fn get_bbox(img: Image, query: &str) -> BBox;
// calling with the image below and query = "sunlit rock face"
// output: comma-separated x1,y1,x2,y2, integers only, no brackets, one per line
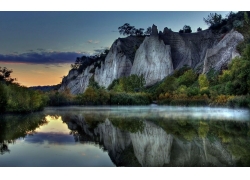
203,30,244,73
130,121,173,167
131,25,174,86
58,65,94,95
95,36,144,88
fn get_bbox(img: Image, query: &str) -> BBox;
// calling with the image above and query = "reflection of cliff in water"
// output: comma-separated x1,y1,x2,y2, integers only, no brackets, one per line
62,111,249,167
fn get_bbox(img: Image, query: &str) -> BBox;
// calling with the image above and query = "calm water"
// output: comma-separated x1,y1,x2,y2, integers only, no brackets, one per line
1,105,250,167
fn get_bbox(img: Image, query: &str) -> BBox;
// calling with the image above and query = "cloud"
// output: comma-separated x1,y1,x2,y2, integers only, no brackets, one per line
24,132,75,144
88,40,100,44
0,51,87,64
93,46,110,54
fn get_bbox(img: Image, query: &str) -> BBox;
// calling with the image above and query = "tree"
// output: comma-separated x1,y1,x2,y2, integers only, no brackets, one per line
0,67,15,84
197,27,202,32
198,74,209,90
203,13,222,27
118,23,135,36
179,29,184,33
183,25,192,33
135,28,144,36
144,27,152,35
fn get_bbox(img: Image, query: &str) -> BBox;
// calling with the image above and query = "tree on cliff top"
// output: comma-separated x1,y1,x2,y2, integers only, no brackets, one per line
118,23,145,36
118,23,136,36
203,13,223,27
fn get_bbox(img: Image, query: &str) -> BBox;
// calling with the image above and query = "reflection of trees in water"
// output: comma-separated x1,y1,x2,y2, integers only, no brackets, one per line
0,113,47,154
0,141,10,155
153,117,250,166
57,110,250,166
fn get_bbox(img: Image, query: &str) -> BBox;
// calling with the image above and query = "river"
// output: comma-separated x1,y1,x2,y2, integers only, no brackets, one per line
0,105,250,167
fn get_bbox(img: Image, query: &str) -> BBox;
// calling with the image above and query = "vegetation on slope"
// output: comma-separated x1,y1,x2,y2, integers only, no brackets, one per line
0,67,48,113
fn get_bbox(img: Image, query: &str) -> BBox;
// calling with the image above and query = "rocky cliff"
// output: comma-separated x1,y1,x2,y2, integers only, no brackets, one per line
94,36,144,88
59,24,244,94
131,25,174,86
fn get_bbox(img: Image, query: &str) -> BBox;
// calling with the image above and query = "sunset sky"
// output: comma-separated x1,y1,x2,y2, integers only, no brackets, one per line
0,2,235,86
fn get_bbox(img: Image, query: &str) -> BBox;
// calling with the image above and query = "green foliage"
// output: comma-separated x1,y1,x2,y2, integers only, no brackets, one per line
0,67,48,113
110,92,151,105
110,117,145,133
227,95,250,108
198,121,209,138
0,113,48,142
218,55,250,95
0,83,8,112
47,89,76,106
4,84,48,113
198,74,209,90
109,74,146,93
177,69,197,87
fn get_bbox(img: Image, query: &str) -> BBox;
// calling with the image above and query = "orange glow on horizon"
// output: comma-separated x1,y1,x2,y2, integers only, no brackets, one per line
0,62,71,87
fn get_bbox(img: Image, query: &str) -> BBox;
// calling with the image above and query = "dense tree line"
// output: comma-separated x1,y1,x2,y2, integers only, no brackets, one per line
0,67,48,113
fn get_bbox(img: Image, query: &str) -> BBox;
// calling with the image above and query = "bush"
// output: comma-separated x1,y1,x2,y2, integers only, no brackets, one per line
227,96,250,108
110,92,151,105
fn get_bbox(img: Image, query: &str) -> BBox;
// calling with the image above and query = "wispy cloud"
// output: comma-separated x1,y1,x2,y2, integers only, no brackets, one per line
93,46,110,54
0,51,87,65
88,40,100,44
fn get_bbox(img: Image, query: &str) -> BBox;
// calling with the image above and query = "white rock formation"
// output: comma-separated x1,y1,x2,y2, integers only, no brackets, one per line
203,30,244,73
94,40,133,88
131,26,174,86
59,65,94,94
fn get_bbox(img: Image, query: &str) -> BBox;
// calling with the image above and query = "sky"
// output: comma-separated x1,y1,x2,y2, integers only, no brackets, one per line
0,2,237,86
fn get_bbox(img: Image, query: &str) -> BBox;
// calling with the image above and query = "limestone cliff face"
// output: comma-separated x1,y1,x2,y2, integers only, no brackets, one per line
203,30,244,73
131,26,174,86
59,24,244,94
59,65,94,94
160,28,221,72
95,36,144,88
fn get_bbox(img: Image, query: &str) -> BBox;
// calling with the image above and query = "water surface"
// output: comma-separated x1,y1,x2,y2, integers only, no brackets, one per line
1,106,250,167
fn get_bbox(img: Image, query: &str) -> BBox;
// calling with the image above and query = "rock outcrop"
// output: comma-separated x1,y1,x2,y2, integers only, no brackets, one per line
203,30,244,73
94,36,145,88
131,25,174,86
59,65,94,94
59,24,244,94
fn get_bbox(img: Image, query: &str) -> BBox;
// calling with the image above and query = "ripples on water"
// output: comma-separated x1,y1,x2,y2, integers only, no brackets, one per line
0,106,250,167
